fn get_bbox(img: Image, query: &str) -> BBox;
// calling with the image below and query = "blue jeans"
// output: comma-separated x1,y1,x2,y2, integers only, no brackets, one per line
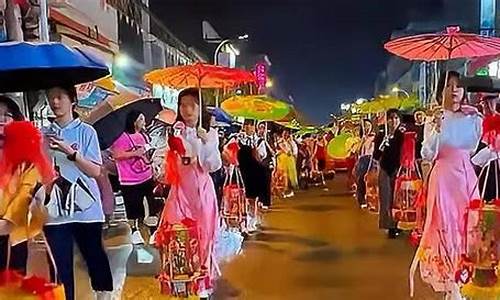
44,222,113,300
354,155,372,206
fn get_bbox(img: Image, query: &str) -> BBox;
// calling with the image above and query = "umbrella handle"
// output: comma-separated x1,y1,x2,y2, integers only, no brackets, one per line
442,69,448,111
198,81,203,128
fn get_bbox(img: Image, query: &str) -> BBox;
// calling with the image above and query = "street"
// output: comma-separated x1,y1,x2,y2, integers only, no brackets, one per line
123,174,440,300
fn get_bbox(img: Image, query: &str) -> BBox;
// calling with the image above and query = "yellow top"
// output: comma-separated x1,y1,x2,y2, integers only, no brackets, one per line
0,164,46,245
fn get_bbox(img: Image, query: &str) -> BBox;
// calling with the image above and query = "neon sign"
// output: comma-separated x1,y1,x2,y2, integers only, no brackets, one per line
255,63,267,92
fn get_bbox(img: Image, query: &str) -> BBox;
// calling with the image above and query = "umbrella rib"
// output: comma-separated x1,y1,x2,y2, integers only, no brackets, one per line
415,36,446,60
480,38,500,51
387,36,440,52
391,36,447,60
415,35,448,60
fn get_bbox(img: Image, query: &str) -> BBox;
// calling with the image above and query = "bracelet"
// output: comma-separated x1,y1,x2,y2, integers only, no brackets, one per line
67,152,77,162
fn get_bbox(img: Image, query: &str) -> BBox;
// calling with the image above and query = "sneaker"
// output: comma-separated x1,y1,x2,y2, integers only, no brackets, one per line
94,291,113,300
136,247,154,264
131,230,145,245
143,216,159,227
360,204,368,209
261,205,269,211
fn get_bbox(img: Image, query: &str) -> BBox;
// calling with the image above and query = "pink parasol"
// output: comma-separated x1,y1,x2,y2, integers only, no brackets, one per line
384,26,500,61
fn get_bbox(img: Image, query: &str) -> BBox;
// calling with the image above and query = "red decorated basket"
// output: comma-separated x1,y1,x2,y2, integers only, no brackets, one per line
154,218,208,297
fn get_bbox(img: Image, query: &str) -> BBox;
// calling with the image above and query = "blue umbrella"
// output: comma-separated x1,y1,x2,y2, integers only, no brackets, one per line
0,42,109,92
207,106,233,124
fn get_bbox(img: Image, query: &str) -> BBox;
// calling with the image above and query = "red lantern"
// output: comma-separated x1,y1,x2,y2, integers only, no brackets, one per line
155,218,207,297
392,132,424,231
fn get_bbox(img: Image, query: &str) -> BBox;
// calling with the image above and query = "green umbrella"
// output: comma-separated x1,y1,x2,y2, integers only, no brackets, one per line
327,133,353,159
221,95,294,121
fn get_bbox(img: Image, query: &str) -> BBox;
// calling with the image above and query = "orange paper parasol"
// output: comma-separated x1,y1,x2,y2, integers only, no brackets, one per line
145,63,256,125
144,62,256,89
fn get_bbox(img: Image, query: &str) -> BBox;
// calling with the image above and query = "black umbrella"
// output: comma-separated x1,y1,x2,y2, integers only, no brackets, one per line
93,98,163,149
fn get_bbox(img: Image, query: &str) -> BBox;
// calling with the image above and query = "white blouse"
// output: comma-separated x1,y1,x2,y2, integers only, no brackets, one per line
421,110,482,161
183,127,222,173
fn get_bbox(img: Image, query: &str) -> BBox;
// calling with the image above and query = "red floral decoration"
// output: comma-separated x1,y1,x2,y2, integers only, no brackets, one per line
482,114,500,148
0,121,54,188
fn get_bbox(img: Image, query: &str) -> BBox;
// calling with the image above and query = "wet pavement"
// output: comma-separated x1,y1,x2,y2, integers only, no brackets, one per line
123,174,440,299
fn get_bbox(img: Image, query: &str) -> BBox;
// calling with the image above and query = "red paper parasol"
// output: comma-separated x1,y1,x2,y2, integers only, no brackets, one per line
384,26,500,61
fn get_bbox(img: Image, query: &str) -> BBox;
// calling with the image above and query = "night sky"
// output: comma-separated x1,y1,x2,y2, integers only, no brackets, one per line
151,0,444,124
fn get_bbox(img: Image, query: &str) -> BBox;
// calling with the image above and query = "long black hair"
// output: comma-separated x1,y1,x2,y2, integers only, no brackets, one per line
125,110,142,134
436,71,462,104
175,88,211,131
0,96,24,121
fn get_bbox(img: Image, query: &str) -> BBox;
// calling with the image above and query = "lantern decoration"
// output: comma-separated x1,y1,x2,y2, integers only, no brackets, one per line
392,132,424,231
221,139,247,231
460,199,500,299
154,218,207,298
272,168,288,199
460,114,500,299
364,160,379,214
221,165,247,231
409,186,427,247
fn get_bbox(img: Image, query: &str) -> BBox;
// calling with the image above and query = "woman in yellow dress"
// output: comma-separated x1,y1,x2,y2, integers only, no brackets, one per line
276,130,298,197
0,95,53,275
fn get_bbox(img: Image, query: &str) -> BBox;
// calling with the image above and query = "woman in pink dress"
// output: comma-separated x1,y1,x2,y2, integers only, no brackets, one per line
159,88,222,299
410,71,482,300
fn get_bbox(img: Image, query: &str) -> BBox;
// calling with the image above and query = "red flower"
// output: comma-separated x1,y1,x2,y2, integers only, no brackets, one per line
0,121,55,189
181,218,197,228
493,198,500,207
409,230,421,247
469,199,484,209
168,136,186,156
0,270,22,286
21,276,51,294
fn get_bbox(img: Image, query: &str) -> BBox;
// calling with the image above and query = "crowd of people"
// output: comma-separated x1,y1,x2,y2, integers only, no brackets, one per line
0,85,340,299
347,71,500,300
0,70,498,300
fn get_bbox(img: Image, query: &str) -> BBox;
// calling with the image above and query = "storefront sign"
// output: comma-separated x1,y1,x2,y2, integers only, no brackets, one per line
77,86,112,108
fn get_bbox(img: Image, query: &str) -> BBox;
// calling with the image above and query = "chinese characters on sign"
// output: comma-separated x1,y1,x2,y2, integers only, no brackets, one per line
255,63,267,93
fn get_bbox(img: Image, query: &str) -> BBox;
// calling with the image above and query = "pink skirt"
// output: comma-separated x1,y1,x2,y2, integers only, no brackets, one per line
162,163,220,289
410,146,478,297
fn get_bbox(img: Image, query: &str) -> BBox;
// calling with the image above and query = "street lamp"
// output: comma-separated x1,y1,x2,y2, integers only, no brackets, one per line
213,34,249,65
391,86,410,98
